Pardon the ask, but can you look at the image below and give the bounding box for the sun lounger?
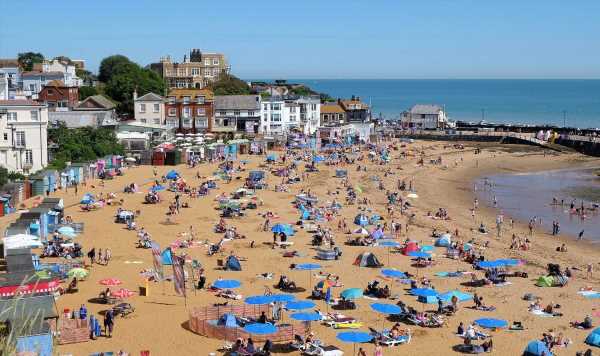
[370,328,412,346]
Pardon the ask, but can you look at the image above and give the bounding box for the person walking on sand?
[587,263,593,279]
[374,342,383,356]
[87,248,95,265]
[578,230,585,241]
[104,309,114,337]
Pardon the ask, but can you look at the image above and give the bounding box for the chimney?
[356,96,360,102]
[351,95,355,101]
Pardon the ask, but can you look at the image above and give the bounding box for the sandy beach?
[4,139,600,356]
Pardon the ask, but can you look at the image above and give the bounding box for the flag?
[150,241,163,280]
[172,255,186,296]
[325,287,332,304]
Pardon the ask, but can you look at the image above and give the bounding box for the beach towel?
[530,309,555,317]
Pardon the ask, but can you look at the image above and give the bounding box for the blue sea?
[276,79,600,128]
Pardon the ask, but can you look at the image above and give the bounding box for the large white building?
[22,59,82,99]
[133,91,166,127]
[0,100,49,173]
[260,96,320,135]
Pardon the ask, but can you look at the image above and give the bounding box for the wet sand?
[4,140,600,356]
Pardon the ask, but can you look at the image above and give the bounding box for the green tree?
[98,55,130,83]
[209,73,251,95]
[0,167,8,187]
[289,85,313,96]
[104,62,165,114]
[78,86,98,100]
[47,123,124,170]
[17,52,44,71]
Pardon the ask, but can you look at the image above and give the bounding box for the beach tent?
[161,248,173,265]
[354,214,369,227]
[553,275,569,287]
[523,340,554,356]
[353,252,383,268]
[586,328,600,347]
[165,170,179,180]
[435,235,452,247]
[402,241,419,255]
[225,255,242,271]
[536,276,553,287]
[217,313,239,328]
[266,154,277,162]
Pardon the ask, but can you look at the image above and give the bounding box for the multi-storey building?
[150,49,230,89]
[164,89,214,133]
[133,91,165,127]
[214,95,261,135]
[320,103,346,127]
[260,95,320,135]
[37,81,79,111]
[339,96,370,123]
[400,104,448,129]
[0,100,48,173]
[0,59,20,99]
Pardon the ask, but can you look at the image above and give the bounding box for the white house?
[260,96,320,135]
[0,73,8,101]
[0,100,49,173]
[22,59,82,99]
[214,95,261,134]
[401,104,448,129]
[133,91,166,127]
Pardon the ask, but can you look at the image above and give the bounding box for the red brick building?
[37,80,79,111]
[165,88,214,133]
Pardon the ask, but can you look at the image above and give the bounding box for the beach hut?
[353,252,383,268]
[224,255,242,271]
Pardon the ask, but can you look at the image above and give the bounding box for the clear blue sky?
[1,0,599,79]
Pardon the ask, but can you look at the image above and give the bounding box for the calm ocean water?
[281,79,600,128]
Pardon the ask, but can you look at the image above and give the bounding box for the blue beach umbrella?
[341,288,363,300]
[212,279,241,289]
[477,260,504,269]
[370,303,402,315]
[151,185,165,192]
[290,312,321,322]
[438,290,473,303]
[408,251,430,259]
[80,197,94,204]
[474,318,508,329]
[420,245,435,253]
[410,288,439,297]
[271,223,295,236]
[285,300,316,310]
[381,269,407,279]
[245,295,274,305]
[337,331,373,353]
[269,294,296,303]
[244,323,277,335]
[165,170,179,180]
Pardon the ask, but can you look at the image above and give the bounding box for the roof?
[0,59,19,68]
[76,95,116,110]
[0,100,44,107]
[410,104,443,115]
[320,104,345,114]
[167,88,214,101]
[45,80,66,87]
[340,99,368,110]
[0,295,58,334]
[135,92,164,102]
[214,95,260,110]
[21,71,64,78]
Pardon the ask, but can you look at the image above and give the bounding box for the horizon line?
[243,77,600,81]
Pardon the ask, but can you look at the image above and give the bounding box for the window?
[191,67,200,76]
[153,104,160,113]
[7,112,17,121]
[248,111,255,116]
[204,59,210,66]
[30,111,39,121]
[223,119,229,127]
[311,104,317,111]
[271,104,281,111]
[272,113,281,122]
[15,131,25,147]
[183,118,191,128]
[168,108,176,117]
[263,103,268,110]
[196,96,205,104]
[233,110,240,116]
[29,84,36,92]
[139,104,146,113]
[178,68,186,76]
[3,133,7,140]
[166,119,177,128]
[168,96,176,104]
[183,96,190,104]
[140,119,147,123]
[47,89,54,95]
[289,106,297,113]
[213,58,219,65]
[196,108,206,116]
[263,113,268,122]
[218,110,226,116]
[153,118,160,125]
[58,101,68,108]
[290,115,296,122]
[183,107,191,118]
[195,118,207,128]
[25,150,33,165]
